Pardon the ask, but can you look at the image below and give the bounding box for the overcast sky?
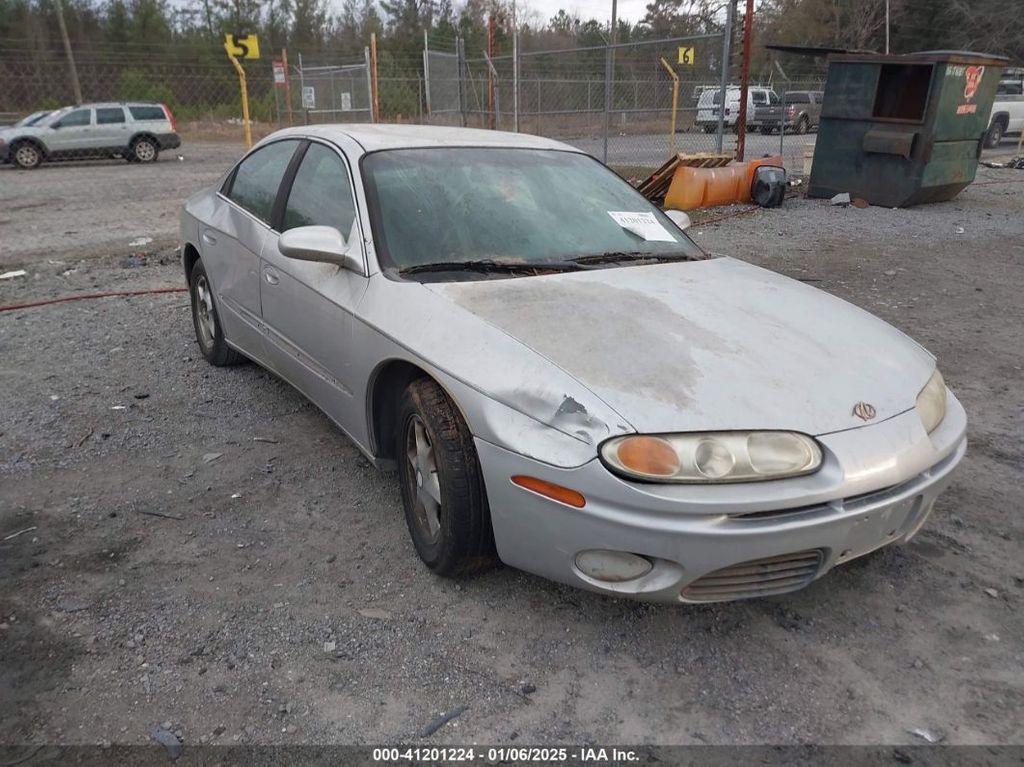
[527,0,652,24]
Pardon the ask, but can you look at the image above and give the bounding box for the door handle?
[201,231,217,245]
[263,268,280,286]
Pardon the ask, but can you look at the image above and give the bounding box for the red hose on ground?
[0,286,188,313]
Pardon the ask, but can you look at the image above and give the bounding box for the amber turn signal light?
[511,475,586,508]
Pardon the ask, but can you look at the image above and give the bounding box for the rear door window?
[96,107,126,124]
[226,140,300,225]
[129,105,166,121]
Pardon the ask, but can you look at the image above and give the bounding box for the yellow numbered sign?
[225,33,260,59]
[677,46,695,66]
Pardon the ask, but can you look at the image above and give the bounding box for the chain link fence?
[287,57,372,125]
[1,34,825,172]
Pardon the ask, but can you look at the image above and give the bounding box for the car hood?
[0,126,49,139]
[425,257,935,436]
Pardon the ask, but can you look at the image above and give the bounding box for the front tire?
[12,142,42,169]
[129,137,158,163]
[396,378,496,576]
[795,116,810,135]
[188,260,244,366]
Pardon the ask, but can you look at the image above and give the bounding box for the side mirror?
[665,209,692,231]
[278,225,363,274]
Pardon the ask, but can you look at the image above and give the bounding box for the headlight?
[915,369,946,434]
[600,431,822,483]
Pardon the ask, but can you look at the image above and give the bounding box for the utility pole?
[602,0,618,164]
[487,15,496,129]
[885,0,891,54]
[54,0,82,104]
[716,0,735,152]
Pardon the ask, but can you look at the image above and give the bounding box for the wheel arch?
[182,242,201,283]
[367,358,473,463]
[10,136,48,158]
[130,131,159,146]
[989,111,1009,128]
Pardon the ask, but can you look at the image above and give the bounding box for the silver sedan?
[179,125,966,603]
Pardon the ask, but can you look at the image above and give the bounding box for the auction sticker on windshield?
[607,211,676,242]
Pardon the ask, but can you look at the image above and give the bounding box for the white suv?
[696,86,776,132]
[0,101,181,169]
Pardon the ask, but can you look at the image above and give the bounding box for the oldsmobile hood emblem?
[852,401,877,421]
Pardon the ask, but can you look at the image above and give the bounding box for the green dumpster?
[808,50,1009,207]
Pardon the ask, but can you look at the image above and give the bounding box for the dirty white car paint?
[179,124,966,603]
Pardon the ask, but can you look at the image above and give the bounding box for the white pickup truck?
[986,69,1024,148]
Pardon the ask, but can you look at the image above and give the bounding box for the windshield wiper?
[399,258,589,276]
[570,251,697,266]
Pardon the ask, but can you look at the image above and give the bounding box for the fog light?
[574,550,653,583]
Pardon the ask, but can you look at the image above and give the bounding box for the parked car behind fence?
[0,102,181,169]
[755,90,824,134]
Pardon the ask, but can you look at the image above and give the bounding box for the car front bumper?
[477,391,967,604]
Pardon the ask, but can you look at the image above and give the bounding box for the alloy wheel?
[15,145,39,168]
[405,414,442,543]
[193,274,216,349]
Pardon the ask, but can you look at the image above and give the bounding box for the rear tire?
[396,378,496,576]
[12,141,42,170]
[985,120,1005,149]
[795,116,810,135]
[129,137,159,163]
[188,260,244,366]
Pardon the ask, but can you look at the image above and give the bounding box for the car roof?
[267,124,580,153]
[56,102,164,110]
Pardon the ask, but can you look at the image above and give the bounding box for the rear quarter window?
[129,106,166,121]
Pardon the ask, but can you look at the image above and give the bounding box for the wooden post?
[282,48,293,126]
[370,32,380,123]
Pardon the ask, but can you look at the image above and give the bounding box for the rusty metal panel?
[862,128,917,158]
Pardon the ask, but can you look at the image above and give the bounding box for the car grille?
[680,550,823,602]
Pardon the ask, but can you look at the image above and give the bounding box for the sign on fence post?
[340,92,352,111]
[302,86,316,109]
[225,33,260,60]
[272,61,286,86]
[677,46,695,65]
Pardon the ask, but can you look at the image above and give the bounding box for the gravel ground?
[0,154,1022,749]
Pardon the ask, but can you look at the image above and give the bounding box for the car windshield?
[16,111,50,127]
[38,107,72,127]
[362,147,704,278]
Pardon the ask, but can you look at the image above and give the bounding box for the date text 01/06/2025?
[371,746,640,762]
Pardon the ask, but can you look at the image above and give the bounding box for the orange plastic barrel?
[663,155,784,211]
